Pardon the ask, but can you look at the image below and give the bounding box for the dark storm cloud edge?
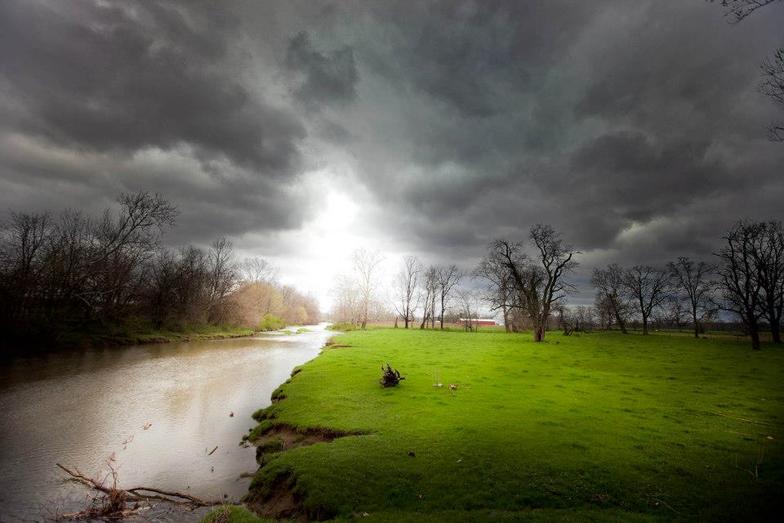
[1,0,783,290]
[0,0,310,241]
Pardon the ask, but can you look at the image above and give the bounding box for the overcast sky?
[1,0,783,310]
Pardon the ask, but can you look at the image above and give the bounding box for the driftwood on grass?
[56,462,224,520]
[380,363,405,387]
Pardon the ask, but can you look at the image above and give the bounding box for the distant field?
[233,329,784,521]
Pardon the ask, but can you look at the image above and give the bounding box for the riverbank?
[83,324,258,346]
[227,328,783,521]
[0,320,313,357]
[0,325,333,520]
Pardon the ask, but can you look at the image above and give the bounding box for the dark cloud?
[337,0,784,260]
[1,0,783,304]
[0,0,316,242]
[0,0,304,175]
[285,31,358,109]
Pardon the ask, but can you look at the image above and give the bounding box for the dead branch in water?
[56,462,225,520]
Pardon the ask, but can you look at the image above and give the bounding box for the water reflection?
[0,325,333,521]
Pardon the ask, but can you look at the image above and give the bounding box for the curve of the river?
[0,323,334,521]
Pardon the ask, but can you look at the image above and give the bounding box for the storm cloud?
[1,0,782,304]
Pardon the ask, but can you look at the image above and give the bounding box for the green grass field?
[234,329,784,522]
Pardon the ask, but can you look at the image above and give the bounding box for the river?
[0,324,333,521]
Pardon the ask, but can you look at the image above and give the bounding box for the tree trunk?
[767,303,782,343]
[771,319,781,344]
[692,309,699,338]
[642,314,649,335]
[613,307,627,334]
[750,325,761,351]
[533,320,545,342]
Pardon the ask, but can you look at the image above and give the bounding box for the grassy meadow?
[229,328,783,522]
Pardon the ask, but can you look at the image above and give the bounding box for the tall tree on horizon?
[716,221,766,350]
[436,264,462,330]
[623,265,671,335]
[668,257,718,338]
[751,221,784,343]
[352,248,383,329]
[591,264,631,334]
[484,225,578,342]
[394,255,420,329]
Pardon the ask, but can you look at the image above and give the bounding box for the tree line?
[0,192,318,350]
[330,249,465,331]
[479,221,783,350]
[330,220,783,351]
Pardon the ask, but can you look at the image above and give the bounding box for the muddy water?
[0,324,333,521]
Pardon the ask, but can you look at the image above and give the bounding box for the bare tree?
[0,191,327,348]
[420,265,438,329]
[575,305,596,332]
[715,221,766,350]
[712,0,784,140]
[623,265,671,335]
[761,48,784,141]
[713,0,780,22]
[476,253,514,332]
[751,221,784,343]
[86,192,177,320]
[485,225,578,342]
[206,237,238,323]
[591,264,631,333]
[594,294,616,330]
[0,212,51,322]
[331,275,361,326]
[668,257,718,338]
[239,257,276,283]
[394,256,420,329]
[659,294,689,330]
[353,249,383,329]
[455,287,480,332]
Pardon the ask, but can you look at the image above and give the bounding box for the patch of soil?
[251,476,300,520]
[254,424,361,459]
[324,338,352,349]
[248,424,366,520]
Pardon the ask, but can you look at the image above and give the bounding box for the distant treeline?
[478,221,783,350]
[331,222,783,351]
[0,192,318,350]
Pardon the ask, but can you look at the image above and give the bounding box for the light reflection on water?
[0,324,333,522]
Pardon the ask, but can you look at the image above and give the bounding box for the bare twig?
[56,462,225,520]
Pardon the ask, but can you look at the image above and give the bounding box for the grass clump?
[244,328,784,521]
[327,321,360,331]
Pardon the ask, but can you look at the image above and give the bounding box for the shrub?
[257,314,285,331]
